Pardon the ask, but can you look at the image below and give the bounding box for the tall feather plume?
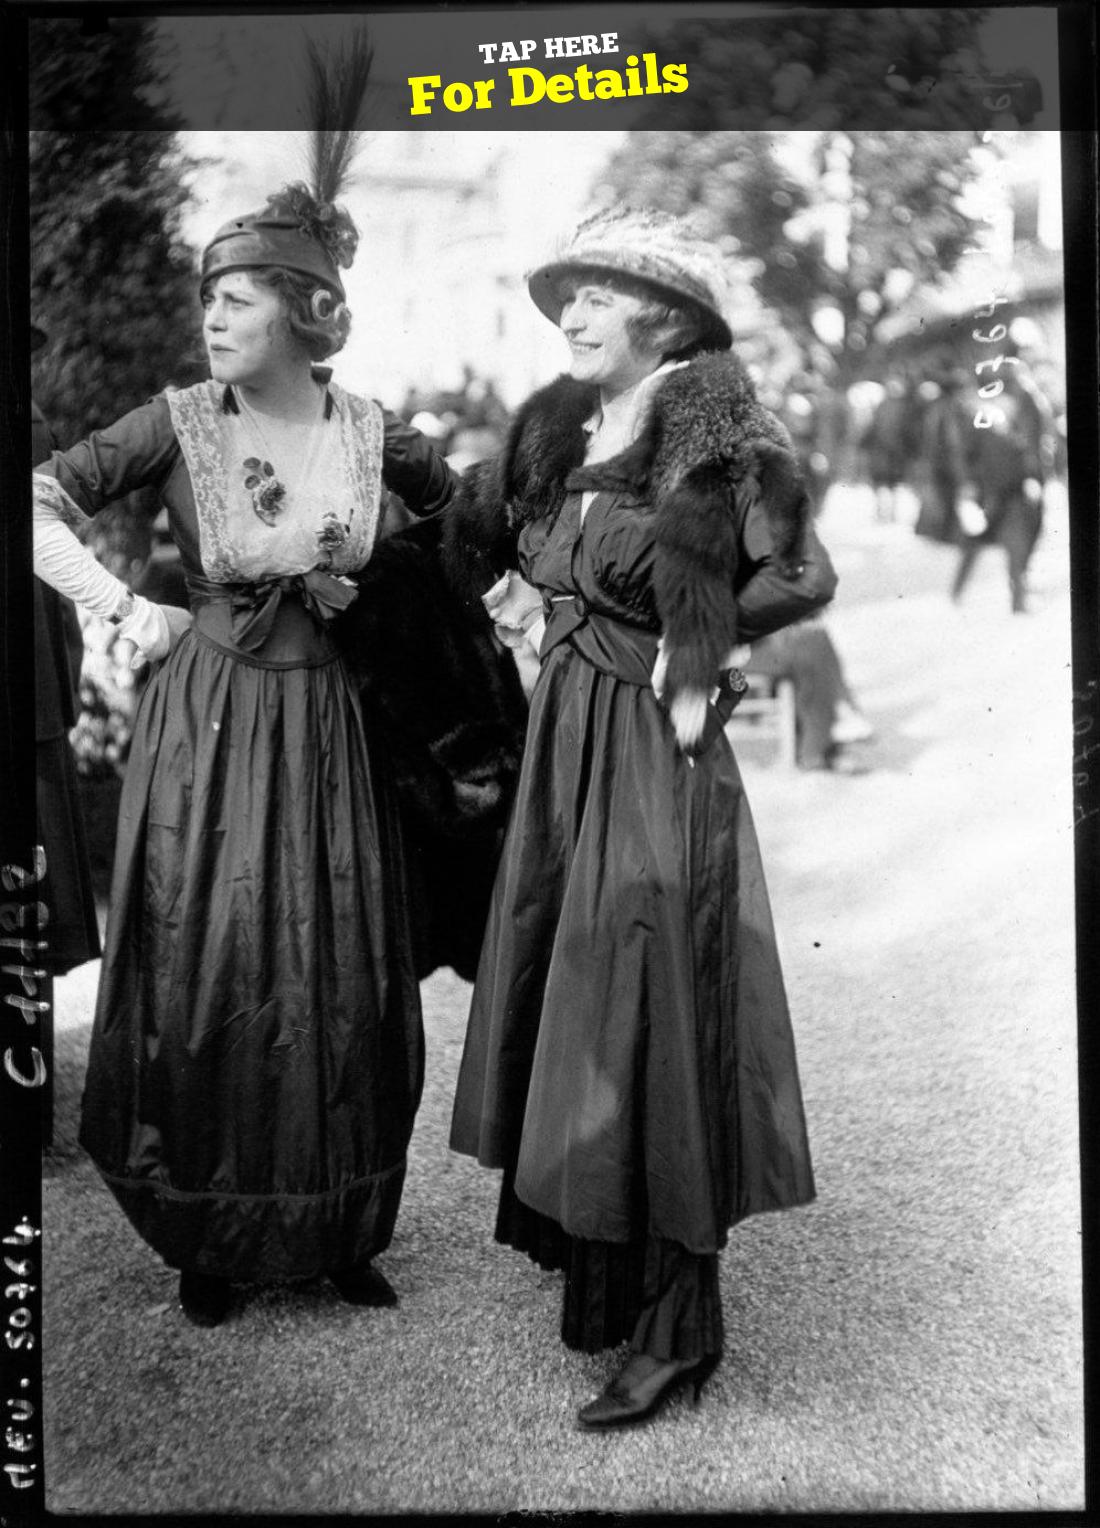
[303,25,374,205]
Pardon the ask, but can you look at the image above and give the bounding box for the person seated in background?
[745,616,874,774]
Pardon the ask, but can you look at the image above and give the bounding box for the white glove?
[483,570,544,652]
[34,473,193,669]
[34,475,132,618]
[117,597,193,671]
[957,498,988,536]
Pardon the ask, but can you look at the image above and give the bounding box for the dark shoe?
[178,1271,233,1328]
[577,1350,721,1431]
[329,1263,398,1308]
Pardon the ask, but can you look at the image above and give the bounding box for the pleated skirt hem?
[495,1174,723,1359]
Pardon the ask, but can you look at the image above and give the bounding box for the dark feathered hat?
[200,28,372,301]
[200,185,358,300]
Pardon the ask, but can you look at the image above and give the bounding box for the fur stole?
[442,350,814,694]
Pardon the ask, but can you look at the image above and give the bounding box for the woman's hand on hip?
[653,638,752,751]
[117,597,193,671]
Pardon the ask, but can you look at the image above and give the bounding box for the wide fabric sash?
[539,595,659,687]
[187,569,358,665]
[538,595,748,756]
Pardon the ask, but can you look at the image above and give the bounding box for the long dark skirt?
[451,640,815,1256]
[79,601,423,1281]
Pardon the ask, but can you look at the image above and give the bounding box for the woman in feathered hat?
[446,207,838,1427]
[32,162,458,1326]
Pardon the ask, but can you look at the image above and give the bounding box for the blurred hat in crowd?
[200,182,358,301]
[528,206,734,351]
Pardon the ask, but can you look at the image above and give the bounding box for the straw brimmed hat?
[527,207,733,351]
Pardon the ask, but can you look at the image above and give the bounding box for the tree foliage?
[596,130,985,387]
[30,16,207,568]
[630,9,1041,131]
[29,20,205,431]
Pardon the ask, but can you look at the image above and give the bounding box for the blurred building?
[180,130,625,409]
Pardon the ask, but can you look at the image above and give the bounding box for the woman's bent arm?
[380,408,460,518]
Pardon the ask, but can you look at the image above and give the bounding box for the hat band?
[200,227,345,300]
[550,248,717,313]
[529,258,732,350]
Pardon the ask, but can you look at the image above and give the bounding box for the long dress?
[37,378,454,1280]
[450,468,817,1328]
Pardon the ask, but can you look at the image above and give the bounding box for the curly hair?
[201,265,352,362]
[552,266,709,363]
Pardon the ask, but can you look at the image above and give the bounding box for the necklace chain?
[233,387,329,510]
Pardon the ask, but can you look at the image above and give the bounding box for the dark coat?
[339,512,528,982]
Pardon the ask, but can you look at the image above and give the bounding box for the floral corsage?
[316,511,351,570]
[243,458,286,526]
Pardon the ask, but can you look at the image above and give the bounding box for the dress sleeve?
[380,407,460,517]
[35,394,181,515]
[735,506,838,643]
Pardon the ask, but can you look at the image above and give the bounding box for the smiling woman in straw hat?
[446,205,838,1428]
[32,128,462,1327]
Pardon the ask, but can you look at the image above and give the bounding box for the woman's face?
[558,282,664,399]
[201,271,303,388]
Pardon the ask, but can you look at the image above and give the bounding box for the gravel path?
[42,494,1083,1512]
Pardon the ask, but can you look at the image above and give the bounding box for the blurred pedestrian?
[860,370,923,522]
[447,208,836,1429]
[32,166,458,1327]
[30,328,102,1147]
[914,357,1053,614]
[339,488,528,986]
[913,362,970,548]
[950,370,1055,614]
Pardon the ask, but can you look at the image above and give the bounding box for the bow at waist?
[187,569,359,654]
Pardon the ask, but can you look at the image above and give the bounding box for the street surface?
[43,486,1082,1512]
